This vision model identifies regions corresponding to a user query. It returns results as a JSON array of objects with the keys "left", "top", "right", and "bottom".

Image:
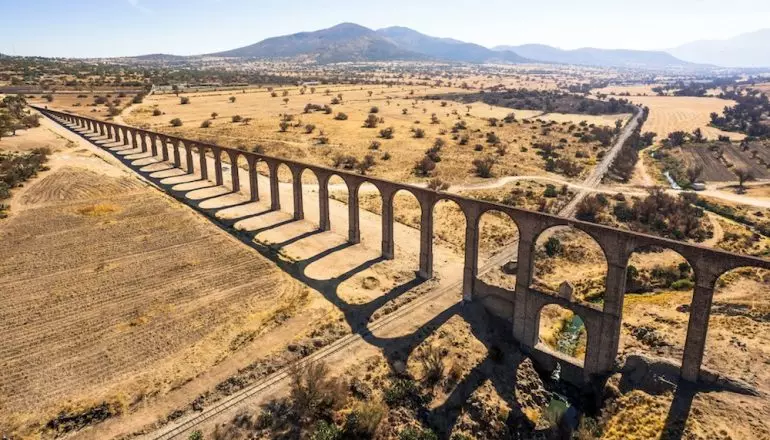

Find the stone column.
[
  {"left": 318, "top": 173, "right": 331, "bottom": 231},
  {"left": 123, "top": 127, "right": 129, "bottom": 146},
  {"left": 227, "top": 151, "right": 241, "bottom": 192},
  {"left": 247, "top": 157, "right": 259, "bottom": 202},
  {"left": 99, "top": 122, "right": 105, "bottom": 136},
  {"left": 140, "top": 131, "right": 148, "bottom": 153},
  {"left": 462, "top": 205, "right": 481, "bottom": 302},
  {"left": 172, "top": 139, "right": 181, "bottom": 167},
  {"left": 198, "top": 145, "right": 208, "bottom": 180},
  {"left": 681, "top": 268, "right": 718, "bottom": 382},
  {"left": 292, "top": 167, "right": 304, "bottom": 220},
  {"left": 213, "top": 147, "right": 224, "bottom": 186},
  {"left": 381, "top": 189, "right": 395, "bottom": 260},
  {"left": 149, "top": 133, "right": 158, "bottom": 156},
  {"left": 418, "top": 197, "right": 434, "bottom": 279},
  {"left": 513, "top": 221, "right": 539, "bottom": 346},
  {"left": 113, "top": 125, "right": 121, "bottom": 143},
  {"left": 587, "top": 251, "right": 629, "bottom": 378},
  {"left": 184, "top": 142, "right": 194, "bottom": 174},
  {"left": 268, "top": 162, "right": 280, "bottom": 211},
  {"left": 159, "top": 136, "right": 169, "bottom": 161},
  {"left": 348, "top": 181, "right": 361, "bottom": 244}
]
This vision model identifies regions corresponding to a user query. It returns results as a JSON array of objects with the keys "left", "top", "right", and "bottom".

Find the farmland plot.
[
  {"left": 0, "top": 166, "right": 305, "bottom": 437},
  {"left": 681, "top": 143, "right": 770, "bottom": 181}
]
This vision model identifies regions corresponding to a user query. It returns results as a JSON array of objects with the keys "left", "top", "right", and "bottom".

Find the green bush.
[
  {"left": 384, "top": 379, "right": 423, "bottom": 409},
  {"left": 311, "top": 420, "right": 342, "bottom": 440},
  {"left": 188, "top": 430, "right": 203, "bottom": 440},
  {"left": 671, "top": 279, "right": 694, "bottom": 291},
  {"left": 343, "top": 402, "right": 385, "bottom": 439},
  {"left": 180, "top": 96, "right": 190, "bottom": 105},
  {"left": 170, "top": 118, "right": 183, "bottom": 127},
  {"left": 544, "top": 237, "right": 562, "bottom": 257},
  {"left": 399, "top": 427, "right": 438, "bottom": 440},
  {"left": 543, "top": 184, "right": 558, "bottom": 198}
]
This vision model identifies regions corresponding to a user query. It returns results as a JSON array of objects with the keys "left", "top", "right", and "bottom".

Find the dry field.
[
  {"left": 628, "top": 95, "right": 744, "bottom": 141},
  {"left": 122, "top": 84, "right": 619, "bottom": 185},
  {"left": 678, "top": 142, "right": 770, "bottom": 181},
  {"left": 27, "top": 92, "right": 139, "bottom": 120},
  {"left": 593, "top": 84, "right": 664, "bottom": 97},
  {"left": 0, "top": 161, "right": 309, "bottom": 437}
]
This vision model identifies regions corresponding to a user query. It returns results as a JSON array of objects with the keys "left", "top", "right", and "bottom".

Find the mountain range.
[
  {"left": 668, "top": 29, "right": 770, "bottom": 69},
  {"left": 134, "top": 23, "right": 768, "bottom": 69}
]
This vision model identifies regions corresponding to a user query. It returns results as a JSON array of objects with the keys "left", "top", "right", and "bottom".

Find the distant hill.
[
  {"left": 209, "top": 23, "right": 426, "bottom": 63},
  {"left": 668, "top": 29, "right": 770, "bottom": 68},
  {"left": 376, "top": 26, "right": 528, "bottom": 64},
  {"left": 129, "top": 53, "right": 188, "bottom": 61},
  {"left": 494, "top": 44, "right": 697, "bottom": 69}
]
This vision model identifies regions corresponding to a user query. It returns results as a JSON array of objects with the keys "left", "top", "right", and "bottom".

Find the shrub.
[
  {"left": 379, "top": 127, "right": 395, "bottom": 139},
  {"left": 229, "top": 96, "right": 236, "bottom": 103},
  {"left": 671, "top": 279, "right": 695, "bottom": 291},
  {"left": 43, "top": 94, "right": 54, "bottom": 102},
  {"left": 357, "top": 154, "right": 376, "bottom": 175},
  {"left": 399, "top": 427, "right": 438, "bottom": 440},
  {"left": 188, "top": 431, "right": 203, "bottom": 440},
  {"left": 412, "top": 128, "right": 425, "bottom": 138},
  {"left": 332, "top": 154, "right": 358, "bottom": 170},
  {"left": 544, "top": 237, "right": 561, "bottom": 257},
  {"left": 132, "top": 94, "right": 144, "bottom": 104},
  {"left": 279, "top": 121, "right": 290, "bottom": 132},
  {"left": 232, "top": 115, "right": 243, "bottom": 123},
  {"left": 305, "top": 124, "right": 316, "bottom": 134},
  {"left": 152, "top": 108, "right": 162, "bottom": 116},
  {"left": 427, "top": 178, "right": 450, "bottom": 191},
  {"left": 211, "top": 112, "right": 218, "bottom": 119},
  {"left": 414, "top": 155, "right": 436, "bottom": 176},
  {"left": 486, "top": 132, "right": 500, "bottom": 144},
  {"left": 384, "top": 379, "right": 423, "bottom": 409},
  {"left": 576, "top": 195, "right": 604, "bottom": 222},
  {"left": 369, "top": 140, "right": 381, "bottom": 150},
  {"left": 472, "top": 156, "right": 495, "bottom": 178},
  {"left": 363, "top": 114, "right": 378, "bottom": 128},
  {"left": 381, "top": 152, "right": 391, "bottom": 161},
  {"left": 170, "top": 118, "right": 183, "bottom": 127},
  {"left": 343, "top": 402, "right": 385, "bottom": 439},
  {"left": 200, "top": 119, "right": 211, "bottom": 128},
  {"left": 459, "top": 134, "right": 469, "bottom": 145},
  {"left": 180, "top": 96, "right": 190, "bottom": 105},
  {"left": 335, "top": 112, "right": 348, "bottom": 121},
  {"left": 420, "top": 346, "right": 444, "bottom": 386},
  {"left": 369, "top": 106, "right": 379, "bottom": 114},
  {"left": 543, "top": 184, "right": 558, "bottom": 198},
  {"left": 312, "top": 420, "right": 342, "bottom": 440},
  {"left": 288, "top": 361, "right": 346, "bottom": 425}
]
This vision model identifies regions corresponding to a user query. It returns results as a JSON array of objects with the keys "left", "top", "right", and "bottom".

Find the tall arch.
[
  {"left": 530, "top": 225, "right": 608, "bottom": 307},
  {"left": 475, "top": 208, "right": 520, "bottom": 290}
]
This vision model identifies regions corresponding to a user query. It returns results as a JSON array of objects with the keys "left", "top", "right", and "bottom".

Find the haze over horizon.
[{"left": 1, "top": 0, "right": 769, "bottom": 58}]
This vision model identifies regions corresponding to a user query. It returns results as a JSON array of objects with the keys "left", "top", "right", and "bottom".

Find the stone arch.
[
  {"left": 430, "top": 196, "right": 468, "bottom": 269},
  {"left": 536, "top": 303, "right": 588, "bottom": 363},
  {"left": 702, "top": 265, "right": 770, "bottom": 376},
  {"left": 326, "top": 174, "right": 350, "bottom": 238},
  {"left": 300, "top": 168, "right": 321, "bottom": 228},
  {"left": 273, "top": 162, "right": 294, "bottom": 213},
  {"left": 356, "top": 181, "right": 382, "bottom": 248},
  {"left": 224, "top": 149, "right": 243, "bottom": 193},
  {"left": 195, "top": 143, "right": 210, "bottom": 180},
  {"left": 530, "top": 225, "right": 608, "bottom": 307},
  {"left": 388, "top": 187, "right": 424, "bottom": 276},
  {"left": 621, "top": 245, "right": 696, "bottom": 365},
  {"left": 475, "top": 208, "right": 521, "bottom": 290}
]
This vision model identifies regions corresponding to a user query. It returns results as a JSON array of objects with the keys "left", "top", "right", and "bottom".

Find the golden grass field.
[
  {"left": 628, "top": 95, "right": 744, "bottom": 141},
  {"left": 122, "top": 84, "right": 625, "bottom": 185}
]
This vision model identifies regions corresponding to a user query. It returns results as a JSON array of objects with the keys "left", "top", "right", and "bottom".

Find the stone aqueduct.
[{"left": 40, "top": 107, "right": 770, "bottom": 386}]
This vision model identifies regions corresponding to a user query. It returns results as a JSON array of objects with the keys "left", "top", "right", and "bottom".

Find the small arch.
[
  {"left": 431, "top": 197, "right": 467, "bottom": 263},
  {"left": 275, "top": 163, "right": 295, "bottom": 213},
  {"left": 356, "top": 181, "right": 382, "bottom": 247},
  {"left": 476, "top": 208, "right": 520, "bottom": 290},
  {"left": 390, "top": 188, "right": 423, "bottom": 273},
  {"left": 621, "top": 245, "right": 695, "bottom": 365},
  {"left": 537, "top": 303, "right": 587, "bottom": 362},
  {"left": 327, "top": 174, "right": 350, "bottom": 237},
  {"left": 704, "top": 266, "right": 770, "bottom": 374},
  {"left": 531, "top": 225, "right": 608, "bottom": 307},
  {"left": 300, "top": 168, "right": 321, "bottom": 227}
]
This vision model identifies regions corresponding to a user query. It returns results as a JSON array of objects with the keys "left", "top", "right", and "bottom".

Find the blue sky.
[{"left": 1, "top": 0, "right": 768, "bottom": 58}]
